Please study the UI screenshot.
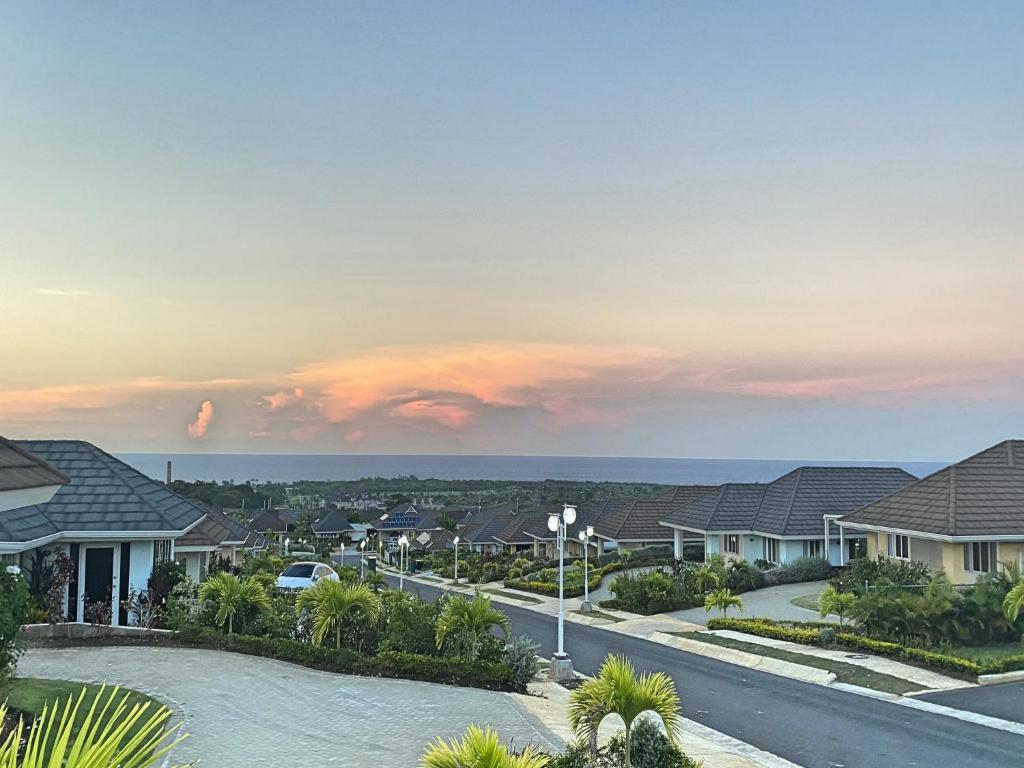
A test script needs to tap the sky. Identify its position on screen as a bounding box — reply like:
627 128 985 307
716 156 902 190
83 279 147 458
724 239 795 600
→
1 2 1022 461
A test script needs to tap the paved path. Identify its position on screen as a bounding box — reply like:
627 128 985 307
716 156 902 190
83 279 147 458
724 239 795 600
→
17 647 560 767
668 581 829 625
395 577 1024 768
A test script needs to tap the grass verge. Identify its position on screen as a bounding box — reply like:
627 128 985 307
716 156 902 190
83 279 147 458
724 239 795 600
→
948 644 1024 664
790 593 823 612
674 632 925 695
483 589 543 605
571 608 624 623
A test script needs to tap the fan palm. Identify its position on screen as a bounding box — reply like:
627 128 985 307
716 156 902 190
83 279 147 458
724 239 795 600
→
435 593 511 661
704 588 743 617
1003 576 1024 623
419 724 548 768
0 685 185 767
818 585 855 627
198 572 270 635
296 580 382 649
568 655 681 768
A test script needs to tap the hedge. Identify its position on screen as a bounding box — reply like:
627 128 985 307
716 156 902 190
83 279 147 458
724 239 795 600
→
175 627 515 691
705 618 987 678
504 555 675 598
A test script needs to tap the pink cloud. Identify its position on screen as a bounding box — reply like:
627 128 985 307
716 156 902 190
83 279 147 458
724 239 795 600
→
187 400 214 439
389 399 475 429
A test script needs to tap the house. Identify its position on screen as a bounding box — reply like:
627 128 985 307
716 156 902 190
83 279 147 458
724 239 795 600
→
838 440 1024 583
1 440 209 625
457 505 518 554
172 505 264 581
493 509 556 554
591 486 714 554
660 467 916 565
311 510 354 541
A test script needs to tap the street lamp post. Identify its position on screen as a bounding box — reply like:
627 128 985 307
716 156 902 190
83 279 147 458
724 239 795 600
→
339 541 345 568
547 503 577 681
578 524 595 612
453 536 460 583
284 537 291 556
398 534 409 591
359 539 366 580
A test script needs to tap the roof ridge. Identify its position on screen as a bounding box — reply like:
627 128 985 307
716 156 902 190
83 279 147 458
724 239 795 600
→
777 467 804 535
948 464 957 536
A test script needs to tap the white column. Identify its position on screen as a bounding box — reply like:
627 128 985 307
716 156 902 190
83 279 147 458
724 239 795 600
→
839 525 846 566
823 517 830 564
703 534 708 563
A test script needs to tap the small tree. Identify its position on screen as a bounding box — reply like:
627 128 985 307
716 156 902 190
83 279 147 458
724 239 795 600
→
435 593 511 661
819 584 855 626
296 580 381 650
0 567 29 680
198 572 270 635
704 588 743 617
568 654 681 768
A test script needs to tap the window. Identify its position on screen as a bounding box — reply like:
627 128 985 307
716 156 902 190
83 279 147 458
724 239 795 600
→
804 540 823 558
154 539 172 563
282 563 315 578
963 542 997 574
887 534 910 560
724 535 739 555
763 538 780 563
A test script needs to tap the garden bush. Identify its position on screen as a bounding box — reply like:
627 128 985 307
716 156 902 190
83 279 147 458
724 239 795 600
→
764 556 832 586
504 634 542 693
600 718 702 768
609 570 699 615
0 568 29 679
378 589 439 655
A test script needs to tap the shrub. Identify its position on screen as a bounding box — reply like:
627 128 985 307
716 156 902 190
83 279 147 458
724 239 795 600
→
0 568 29 679
765 557 832 586
818 627 837 647
379 590 439 655
548 741 593 768
504 634 542 693
610 570 697 615
600 717 701 768
834 555 930 594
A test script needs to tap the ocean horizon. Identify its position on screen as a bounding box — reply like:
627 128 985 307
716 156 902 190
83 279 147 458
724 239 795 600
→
120 453 947 485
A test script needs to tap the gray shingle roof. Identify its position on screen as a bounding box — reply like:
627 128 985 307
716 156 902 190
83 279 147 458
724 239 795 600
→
313 510 354 534
660 483 767 533
839 440 1024 538
660 468 915 537
0 437 70 492
1 440 206 543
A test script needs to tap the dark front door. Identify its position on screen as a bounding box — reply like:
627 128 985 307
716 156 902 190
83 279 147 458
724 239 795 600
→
83 547 114 622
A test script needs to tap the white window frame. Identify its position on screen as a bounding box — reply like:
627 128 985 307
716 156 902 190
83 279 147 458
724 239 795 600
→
887 534 910 560
724 535 739 555
804 539 823 558
763 538 780 564
963 542 998 574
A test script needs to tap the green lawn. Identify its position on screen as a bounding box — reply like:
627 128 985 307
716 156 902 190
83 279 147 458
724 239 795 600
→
482 588 543 604
1 678 156 719
674 632 925 695
947 644 1024 664
790 592 824 612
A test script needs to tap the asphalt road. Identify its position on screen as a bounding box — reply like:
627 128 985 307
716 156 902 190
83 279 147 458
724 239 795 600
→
390 576 1024 768
919 682 1024 724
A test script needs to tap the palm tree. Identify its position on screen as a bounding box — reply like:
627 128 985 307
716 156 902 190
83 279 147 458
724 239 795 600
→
198 572 270 635
419 724 549 768
818 584 856 627
0 685 186 767
693 561 722 593
567 654 681 768
296 579 382 649
435 593 511 661
1003 576 1024 623
704 588 743 617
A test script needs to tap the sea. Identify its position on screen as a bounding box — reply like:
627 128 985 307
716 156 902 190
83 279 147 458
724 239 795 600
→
119 453 946 485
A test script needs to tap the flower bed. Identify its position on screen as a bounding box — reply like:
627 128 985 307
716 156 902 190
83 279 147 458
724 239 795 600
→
704 617 1024 678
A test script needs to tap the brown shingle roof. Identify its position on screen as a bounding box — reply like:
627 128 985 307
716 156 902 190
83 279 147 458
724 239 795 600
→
593 486 715 541
839 440 1024 538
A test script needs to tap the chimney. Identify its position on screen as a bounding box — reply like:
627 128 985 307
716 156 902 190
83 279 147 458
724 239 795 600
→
166 460 173 485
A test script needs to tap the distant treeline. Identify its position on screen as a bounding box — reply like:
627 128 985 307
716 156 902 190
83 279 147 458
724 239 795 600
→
168 477 670 512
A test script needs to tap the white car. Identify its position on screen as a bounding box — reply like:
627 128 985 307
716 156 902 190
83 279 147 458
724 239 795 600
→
275 561 339 591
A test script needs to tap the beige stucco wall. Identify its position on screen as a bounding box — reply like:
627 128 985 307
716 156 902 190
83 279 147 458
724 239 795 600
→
863 532 1024 584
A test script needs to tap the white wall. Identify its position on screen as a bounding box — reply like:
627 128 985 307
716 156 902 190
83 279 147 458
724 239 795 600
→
128 540 154 596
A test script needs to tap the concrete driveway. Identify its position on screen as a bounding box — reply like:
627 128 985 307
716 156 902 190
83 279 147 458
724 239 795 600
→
17 647 560 766
668 580 829 625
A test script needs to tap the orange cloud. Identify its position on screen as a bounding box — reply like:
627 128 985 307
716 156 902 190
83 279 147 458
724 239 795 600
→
187 400 214 438
390 399 475 429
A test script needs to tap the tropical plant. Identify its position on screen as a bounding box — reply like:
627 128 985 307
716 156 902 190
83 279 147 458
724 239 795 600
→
693 557 724 593
379 589 440 655
504 634 542 692
1003 575 1024 623
435 593 511 661
0 685 185 767
568 654 681 768
419 724 549 768
704 588 742 617
198 572 271 635
600 717 701 768
0 568 29 680
818 585 855 626
296 579 381 650
726 559 763 592
45 551 75 624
